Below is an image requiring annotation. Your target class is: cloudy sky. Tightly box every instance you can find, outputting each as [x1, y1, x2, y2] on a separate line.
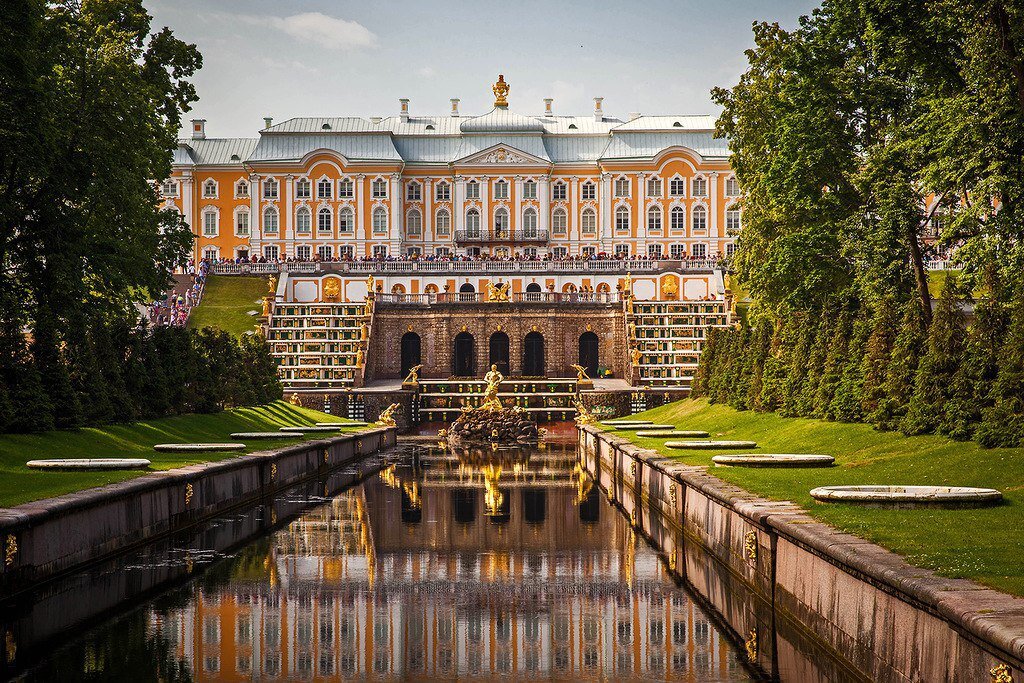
[148, 0, 818, 138]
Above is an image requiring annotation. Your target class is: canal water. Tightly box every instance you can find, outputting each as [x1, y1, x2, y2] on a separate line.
[1, 437, 856, 681]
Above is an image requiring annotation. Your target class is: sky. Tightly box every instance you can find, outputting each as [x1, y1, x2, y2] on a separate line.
[148, 0, 819, 139]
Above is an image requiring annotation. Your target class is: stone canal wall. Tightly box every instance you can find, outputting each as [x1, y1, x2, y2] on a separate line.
[0, 427, 395, 593]
[578, 425, 1024, 682]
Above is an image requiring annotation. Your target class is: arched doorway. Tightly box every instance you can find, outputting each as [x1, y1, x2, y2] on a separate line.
[523, 331, 545, 377]
[453, 332, 476, 377]
[489, 331, 510, 375]
[525, 282, 542, 292]
[401, 332, 421, 378]
[459, 283, 476, 293]
[578, 331, 599, 379]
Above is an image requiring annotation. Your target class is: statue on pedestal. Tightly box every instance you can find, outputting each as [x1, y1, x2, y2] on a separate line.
[376, 403, 399, 427]
[481, 364, 505, 411]
[571, 363, 594, 389]
[402, 364, 423, 389]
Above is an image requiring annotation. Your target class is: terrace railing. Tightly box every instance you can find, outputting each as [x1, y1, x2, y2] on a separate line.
[374, 291, 623, 305]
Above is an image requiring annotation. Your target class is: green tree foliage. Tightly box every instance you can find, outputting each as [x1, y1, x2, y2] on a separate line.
[976, 291, 1024, 447]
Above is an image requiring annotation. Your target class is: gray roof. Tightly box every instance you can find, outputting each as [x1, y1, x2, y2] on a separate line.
[264, 117, 379, 133]
[248, 134, 401, 163]
[460, 108, 547, 133]
[601, 132, 729, 161]
[612, 115, 717, 132]
[175, 138, 258, 165]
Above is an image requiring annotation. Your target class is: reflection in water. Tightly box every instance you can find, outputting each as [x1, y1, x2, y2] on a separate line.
[12, 441, 754, 681]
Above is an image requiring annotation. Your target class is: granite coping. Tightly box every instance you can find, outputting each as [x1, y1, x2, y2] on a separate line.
[26, 458, 152, 470]
[713, 453, 835, 467]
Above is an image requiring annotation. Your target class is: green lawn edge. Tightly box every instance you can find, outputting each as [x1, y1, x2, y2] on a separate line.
[609, 398, 1024, 596]
[0, 401, 367, 508]
[187, 275, 268, 337]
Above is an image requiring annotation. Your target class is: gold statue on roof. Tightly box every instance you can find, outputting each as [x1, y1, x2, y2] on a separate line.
[493, 74, 510, 107]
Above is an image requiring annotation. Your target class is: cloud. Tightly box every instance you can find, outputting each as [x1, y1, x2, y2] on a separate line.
[242, 12, 377, 51]
[416, 66, 436, 78]
[259, 57, 319, 74]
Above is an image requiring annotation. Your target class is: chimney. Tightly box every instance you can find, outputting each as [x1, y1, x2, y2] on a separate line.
[399, 98, 410, 122]
[628, 111, 642, 122]
[544, 98, 553, 116]
[191, 119, 206, 140]
[263, 116, 273, 129]
[593, 97, 604, 122]
[450, 98, 460, 117]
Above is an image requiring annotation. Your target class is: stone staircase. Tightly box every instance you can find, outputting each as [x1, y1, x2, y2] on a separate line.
[267, 301, 370, 390]
[626, 300, 732, 389]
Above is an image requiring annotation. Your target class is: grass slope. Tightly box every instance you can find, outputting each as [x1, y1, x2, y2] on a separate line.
[0, 401, 365, 508]
[187, 276, 269, 337]
[614, 399, 1024, 596]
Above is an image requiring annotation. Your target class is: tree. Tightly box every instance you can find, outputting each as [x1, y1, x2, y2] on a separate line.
[976, 290, 1024, 448]
[871, 297, 928, 431]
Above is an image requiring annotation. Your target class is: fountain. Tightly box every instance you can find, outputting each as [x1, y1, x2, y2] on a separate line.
[445, 365, 539, 445]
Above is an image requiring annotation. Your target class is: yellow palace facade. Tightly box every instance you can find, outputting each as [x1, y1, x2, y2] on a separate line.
[164, 77, 741, 266]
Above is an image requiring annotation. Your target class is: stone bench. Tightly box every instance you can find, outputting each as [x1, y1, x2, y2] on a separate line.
[635, 430, 710, 438]
[810, 485, 1003, 508]
[153, 443, 246, 453]
[713, 453, 834, 468]
[665, 440, 758, 450]
[279, 425, 341, 433]
[26, 458, 152, 471]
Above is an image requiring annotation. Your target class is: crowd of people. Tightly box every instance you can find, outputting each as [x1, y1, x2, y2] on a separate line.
[202, 250, 727, 266]
[149, 261, 209, 326]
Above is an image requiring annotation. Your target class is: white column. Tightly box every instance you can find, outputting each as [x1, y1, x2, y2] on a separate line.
[600, 172, 612, 249]
[424, 178, 433, 243]
[354, 174, 365, 252]
[181, 173, 195, 261]
[710, 171, 720, 239]
[390, 173, 402, 255]
[480, 176, 489, 234]
[513, 175, 523, 233]
[569, 176, 579, 242]
[637, 173, 647, 252]
[248, 173, 259, 254]
[454, 175, 465, 234]
[539, 176, 550, 234]
[284, 174, 294, 257]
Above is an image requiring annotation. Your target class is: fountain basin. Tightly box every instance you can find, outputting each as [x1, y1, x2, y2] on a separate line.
[635, 430, 710, 438]
[713, 453, 834, 468]
[665, 440, 758, 450]
[810, 485, 1003, 508]
[153, 443, 246, 453]
[26, 458, 151, 471]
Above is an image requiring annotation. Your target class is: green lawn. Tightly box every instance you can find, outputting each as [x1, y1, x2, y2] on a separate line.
[188, 276, 269, 336]
[0, 401, 367, 508]
[613, 399, 1024, 596]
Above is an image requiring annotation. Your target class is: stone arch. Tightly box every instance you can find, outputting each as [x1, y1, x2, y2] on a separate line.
[489, 331, 510, 375]
[453, 331, 476, 377]
[578, 331, 600, 379]
[522, 331, 545, 377]
[401, 332, 421, 378]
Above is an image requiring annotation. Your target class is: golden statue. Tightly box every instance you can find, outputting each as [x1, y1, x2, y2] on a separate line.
[288, 392, 301, 406]
[493, 74, 510, 107]
[623, 272, 632, 295]
[571, 363, 594, 388]
[261, 295, 272, 317]
[628, 320, 637, 338]
[574, 399, 597, 425]
[631, 346, 643, 366]
[360, 322, 369, 340]
[402, 363, 423, 388]
[365, 274, 376, 295]
[375, 403, 399, 427]
[322, 277, 341, 301]
[267, 275, 277, 293]
[662, 276, 679, 300]
[481, 364, 505, 411]
[355, 347, 365, 367]
[486, 281, 511, 302]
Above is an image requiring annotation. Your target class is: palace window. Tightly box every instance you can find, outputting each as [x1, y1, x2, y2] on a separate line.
[466, 208, 481, 237]
[263, 206, 279, 233]
[339, 178, 354, 198]
[296, 245, 312, 260]
[614, 177, 630, 198]
[406, 208, 422, 236]
[581, 181, 596, 200]
[372, 178, 387, 198]
[523, 208, 539, 237]
[161, 180, 178, 197]
[523, 247, 538, 258]
[647, 206, 662, 232]
[436, 208, 451, 236]
[670, 243, 686, 259]
[692, 176, 707, 197]
[553, 182, 567, 201]
[614, 244, 631, 258]
[669, 177, 686, 197]
[372, 207, 388, 233]
[435, 247, 451, 257]
[296, 207, 311, 234]
[372, 245, 388, 258]
[551, 208, 567, 235]
[581, 208, 597, 234]
[203, 247, 219, 261]
[203, 179, 217, 198]
[318, 245, 333, 260]
[202, 209, 218, 237]
[340, 245, 354, 259]
[670, 206, 686, 232]
[582, 246, 597, 257]
[264, 245, 279, 260]
[615, 205, 630, 231]
[726, 242, 737, 257]
[494, 180, 509, 200]
[317, 178, 332, 199]
[647, 177, 662, 197]
[494, 207, 509, 235]
[235, 209, 250, 236]
[466, 180, 480, 199]
[523, 180, 537, 199]
[263, 178, 279, 199]
[726, 207, 742, 232]
[235, 179, 249, 198]
[692, 205, 708, 231]
[295, 178, 311, 199]
[692, 243, 708, 258]
[339, 207, 354, 233]
[436, 181, 450, 201]
[553, 246, 568, 258]
[406, 182, 421, 201]
[648, 244, 663, 258]
[317, 207, 332, 233]
[726, 176, 740, 196]
[406, 247, 422, 258]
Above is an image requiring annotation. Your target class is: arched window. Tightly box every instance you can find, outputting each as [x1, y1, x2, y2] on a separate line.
[523, 208, 538, 237]
[371, 178, 387, 198]
[452, 332, 475, 377]
[466, 208, 481, 237]
[317, 207, 332, 233]
[494, 180, 508, 199]
[234, 208, 249, 236]
[295, 178, 311, 199]
[669, 176, 686, 197]
[202, 246, 219, 261]
[552, 181, 567, 200]
[692, 176, 707, 197]
[372, 206, 388, 233]
[317, 178, 332, 199]
[406, 181, 421, 201]
[615, 205, 630, 231]
[338, 177, 353, 198]
[523, 331, 545, 376]
[263, 206, 278, 233]
[523, 180, 537, 199]
[670, 206, 685, 232]
[406, 208, 422, 236]
[647, 206, 662, 232]
[726, 176, 740, 196]
[466, 180, 480, 199]
[692, 205, 708, 231]
[494, 207, 509, 236]
[551, 208, 567, 234]
[339, 207, 354, 233]
[435, 181, 450, 201]
[295, 206, 311, 234]
[263, 178, 278, 199]
[581, 208, 596, 234]
[726, 207, 742, 233]
[161, 180, 178, 197]
[235, 179, 249, 198]
[435, 208, 451, 236]
[202, 179, 217, 198]
[581, 181, 596, 200]
[646, 177, 662, 197]
[614, 177, 630, 198]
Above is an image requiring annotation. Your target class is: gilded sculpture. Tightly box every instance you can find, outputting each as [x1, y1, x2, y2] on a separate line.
[481, 364, 505, 411]
[573, 399, 597, 425]
[486, 280, 511, 302]
[492, 74, 510, 107]
[571, 363, 594, 388]
[375, 403, 400, 427]
[402, 363, 423, 388]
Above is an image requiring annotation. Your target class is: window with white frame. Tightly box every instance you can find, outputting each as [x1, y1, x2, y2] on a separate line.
[202, 247, 218, 261]
[339, 245, 354, 259]
[235, 209, 250, 236]
[338, 177, 353, 198]
[406, 182, 421, 201]
[614, 177, 630, 198]
[295, 178, 311, 199]
[726, 207, 742, 233]
[614, 244, 630, 258]
[339, 207, 354, 233]
[549, 246, 566, 259]
[406, 209, 422, 236]
[296, 207, 311, 234]
[648, 243, 663, 258]
[296, 245, 312, 260]
[522, 247, 538, 258]
[552, 208, 567, 235]
[523, 180, 537, 199]
[615, 205, 630, 231]
[552, 182, 567, 201]
[581, 181, 596, 200]
[647, 206, 662, 232]
[435, 246, 451, 257]
[670, 243, 686, 259]
[466, 180, 480, 199]
[582, 246, 597, 257]
[669, 177, 686, 197]
[494, 207, 509, 235]
[726, 241, 737, 257]
[647, 177, 662, 197]
[263, 178, 278, 199]
[161, 180, 178, 197]
[692, 176, 707, 197]
[692, 243, 708, 258]
[406, 246, 422, 258]
[435, 181, 450, 201]
[726, 176, 740, 196]
[523, 208, 538, 237]
[316, 207, 332, 233]
[435, 208, 451, 236]
[235, 179, 249, 198]
[372, 245, 388, 258]
[318, 245, 333, 260]
[372, 178, 387, 198]
[264, 245, 279, 260]
[202, 209, 217, 237]
[670, 206, 685, 232]
[581, 208, 596, 234]
[317, 178, 332, 199]
[494, 180, 508, 199]
[372, 207, 388, 233]
[692, 205, 708, 231]
[263, 206, 278, 233]
[466, 208, 481, 236]
[203, 179, 217, 198]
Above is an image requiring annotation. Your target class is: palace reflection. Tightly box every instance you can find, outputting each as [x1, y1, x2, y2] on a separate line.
[152, 443, 749, 681]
